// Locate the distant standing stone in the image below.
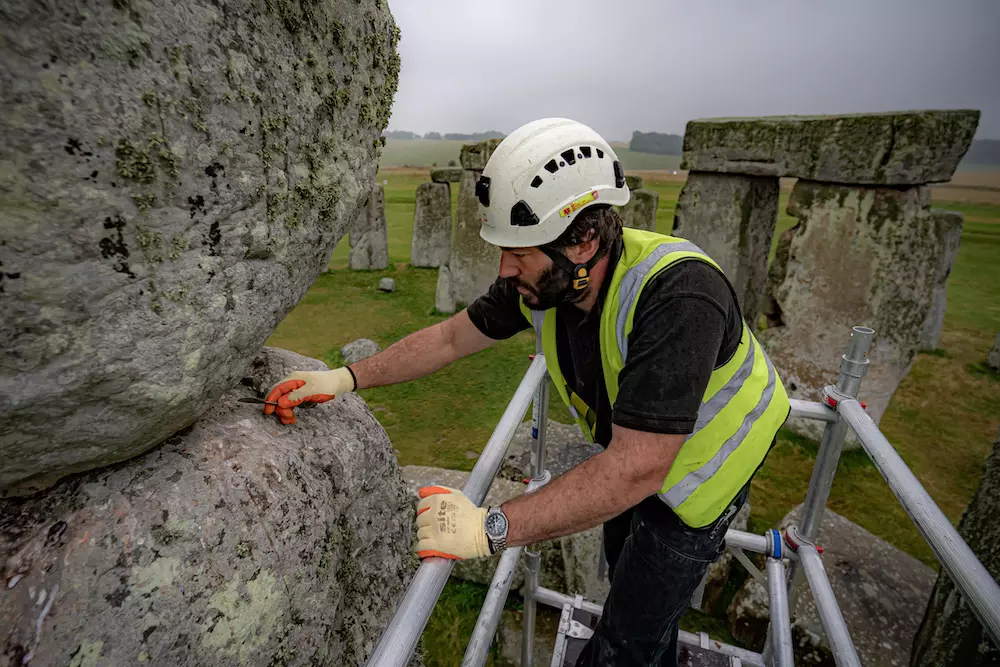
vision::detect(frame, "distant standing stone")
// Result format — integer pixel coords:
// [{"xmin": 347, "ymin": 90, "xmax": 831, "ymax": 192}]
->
[
  {"xmin": 430, "ymin": 167, "xmax": 462, "ymax": 183},
  {"xmin": 378, "ymin": 278, "xmax": 396, "ymax": 292},
  {"xmin": 435, "ymin": 266, "xmax": 456, "ymax": 314},
  {"xmin": 616, "ymin": 188, "xmax": 658, "ymax": 232},
  {"xmin": 341, "ymin": 338, "xmax": 381, "ymax": 365},
  {"xmin": 988, "ymin": 331, "xmax": 1000, "ymax": 371},
  {"xmin": 625, "ymin": 174, "xmax": 644, "ymax": 190},
  {"xmin": 919, "ymin": 210, "xmax": 964, "ymax": 351},
  {"xmin": 410, "ymin": 182, "xmax": 452, "ymax": 268},
  {"xmin": 349, "ymin": 185, "xmax": 389, "ymax": 270}
]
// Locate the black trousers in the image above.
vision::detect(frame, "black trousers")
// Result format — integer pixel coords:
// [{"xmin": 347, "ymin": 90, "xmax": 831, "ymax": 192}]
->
[{"xmin": 575, "ymin": 484, "xmax": 750, "ymax": 667}]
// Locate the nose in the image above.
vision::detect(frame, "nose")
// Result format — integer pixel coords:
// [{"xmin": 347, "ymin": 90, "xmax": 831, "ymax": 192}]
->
[{"xmin": 498, "ymin": 251, "xmax": 520, "ymax": 280}]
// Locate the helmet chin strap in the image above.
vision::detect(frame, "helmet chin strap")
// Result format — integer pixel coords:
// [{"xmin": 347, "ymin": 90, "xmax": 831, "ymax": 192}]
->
[{"xmin": 538, "ymin": 239, "xmax": 607, "ymax": 299}]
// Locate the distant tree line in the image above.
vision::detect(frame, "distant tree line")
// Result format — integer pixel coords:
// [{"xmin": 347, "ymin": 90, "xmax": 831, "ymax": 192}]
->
[
  {"xmin": 382, "ymin": 130, "xmax": 506, "ymax": 141},
  {"xmin": 964, "ymin": 139, "xmax": 1000, "ymax": 166},
  {"xmin": 628, "ymin": 131, "xmax": 683, "ymax": 156}
]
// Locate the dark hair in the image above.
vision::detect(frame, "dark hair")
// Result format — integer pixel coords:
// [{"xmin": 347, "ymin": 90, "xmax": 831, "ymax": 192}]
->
[{"xmin": 542, "ymin": 204, "xmax": 623, "ymax": 252}]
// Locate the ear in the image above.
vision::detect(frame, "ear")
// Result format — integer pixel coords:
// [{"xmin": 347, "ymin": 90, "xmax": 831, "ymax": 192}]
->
[{"xmin": 564, "ymin": 228, "xmax": 599, "ymax": 265}]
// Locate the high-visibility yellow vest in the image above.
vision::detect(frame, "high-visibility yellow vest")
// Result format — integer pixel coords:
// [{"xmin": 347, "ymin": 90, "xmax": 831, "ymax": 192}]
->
[{"xmin": 520, "ymin": 228, "xmax": 789, "ymax": 527}]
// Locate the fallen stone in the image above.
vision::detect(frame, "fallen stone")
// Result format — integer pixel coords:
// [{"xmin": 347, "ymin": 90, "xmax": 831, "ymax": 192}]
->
[
  {"xmin": 681, "ymin": 110, "xmax": 980, "ymax": 185},
  {"xmin": 0, "ymin": 347, "xmax": 418, "ymax": 667},
  {"xmin": 449, "ymin": 170, "xmax": 500, "ymax": 307},
  {"xmin": 349, "ymin": 184, "xmax": 389, "ymax": 270},
  {"xmin": 341, "ymin": 338, "xmax": 381, "ymax": 365},
  {"xmin": 0, "ymin": 0, "xmax": 399, "ymax": 496},
  {"xmin": 727, "ymin": 504, "xmax": 934, "ymax": 667},
  {"xmin": 616, "ymin": 188, "xmax": 659, "ymax": 232},
  {"xmin": 625, "ymin": 174, "xmax": 644, "ymax": 190},
  {"xmin": 673, "ymin": 172, "xmax": 780, "ymax": 328},
  {"xmin": 435, "ymin": 266, "xmax": 456, "ymax": 314},
  {"xmin": 919, "ymin": 210, "xmax": 964, "ymax": 351},
  {"xmin": 459, "ymin": 139, "xmax": 503, "ymax": 171},
  {"xmin": 498, "ymin": 420, "xmax": 602, "ymax": 483},
  {"xmin": 430, "ymin": 167, "xmax": 462, "ymax": 183},
  {"xmin": 378, "ymin": 277, "xmax": 396, "ymax": 292},
  {"xmin": 988, "ymin": 332, "xmax": 1000, "ymax": 372},
  {"xmin": 758, "ymin": 181, "xmax": 941, "ymax": 446},
  {"xmin": 410, "ymin": 182, "xmax": 451, "ymax": 268},
  {"xmin": 401, "ymin": 466, "xmax": 609, "ymax": 604}
]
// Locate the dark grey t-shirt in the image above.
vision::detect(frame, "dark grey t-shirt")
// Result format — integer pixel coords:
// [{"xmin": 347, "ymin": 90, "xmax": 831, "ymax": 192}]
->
[{"xmin": 467, "ymin": 241, "xmax": 743, "ymax": 447}]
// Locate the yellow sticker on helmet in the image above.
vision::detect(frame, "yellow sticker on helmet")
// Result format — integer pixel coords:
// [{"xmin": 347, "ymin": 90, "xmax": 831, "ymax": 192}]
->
[{"xmin": 560, "ymin": 190, "xmax": 599, "ymax": 217}]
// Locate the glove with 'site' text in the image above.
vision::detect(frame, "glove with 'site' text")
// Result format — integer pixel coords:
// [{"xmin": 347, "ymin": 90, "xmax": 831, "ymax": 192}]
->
[
  {"xmin": 264, "ymin": 367, "xmax": 356, "ymax": 425},
  {"xmin": 415, "ymin": 486, "xmax": 490, "ymax": 560}
]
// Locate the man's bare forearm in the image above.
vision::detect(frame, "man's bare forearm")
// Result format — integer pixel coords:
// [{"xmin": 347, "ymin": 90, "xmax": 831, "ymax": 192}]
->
[{"xmin": 348, "ymin": 310, "xmax": 495, "ymax": 390}]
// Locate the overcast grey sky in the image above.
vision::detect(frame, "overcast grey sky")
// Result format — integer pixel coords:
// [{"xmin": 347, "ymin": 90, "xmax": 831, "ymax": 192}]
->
[{"xmin": 384, "ymin": 0, "xmax": 999, "ymax": 141}]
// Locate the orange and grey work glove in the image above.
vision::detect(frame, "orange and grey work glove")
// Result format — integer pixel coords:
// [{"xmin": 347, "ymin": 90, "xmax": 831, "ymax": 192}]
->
[
  {"xmin": 415, "ymin": 486, "xmax": 490, "ymax": 560},
  {"xmin": 264, "ymin": 367, "xmax": 356, "ymax": 425}
]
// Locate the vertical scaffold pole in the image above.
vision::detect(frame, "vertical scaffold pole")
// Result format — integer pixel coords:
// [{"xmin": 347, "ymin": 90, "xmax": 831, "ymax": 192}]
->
[
  {"xmin": 522, "ymin": 335, "xmax": 551, "ymax": 667},
  {"xmin": 787, "ymin": 326, "xmax": 873, "ymax": 602}
]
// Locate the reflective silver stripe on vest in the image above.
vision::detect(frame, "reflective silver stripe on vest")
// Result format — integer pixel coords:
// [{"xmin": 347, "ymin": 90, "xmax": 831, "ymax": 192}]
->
[
  {"xmin": 659, "ymin": 344, "xmax": 778, "ymax": 509},
  {"xmin": 692, "ymin": 333, "xmax": 755, "ymax": 434},
  {"xmin": 615, "ymin": 241, "xmax": 703, "ymax": 362}
]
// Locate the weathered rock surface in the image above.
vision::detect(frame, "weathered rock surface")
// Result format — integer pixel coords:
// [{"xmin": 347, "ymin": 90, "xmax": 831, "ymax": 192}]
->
[
  {"xmin": 410, "ymin": 182, "xmax": 451, "ymax": 268},
  {"xmin": 673, "ymin": 172, "xmax": 780, "ymax": 328},
  {"xmin": 625, "ymin": 174, "xmax": 644, "ymax": 190},
  {"xmin": 0, "ymin": 347, "xmax": 418, "ymax": 666},
  {"xmin": 910, "ymin": 426, "xmax": 1000, "ymax": 666},
  {"xmin": 681, "ymin": 111, "xmax": 980, "ymax": 184},
  {"xmin": 435, "ymin": 265, "xmax": 456, "ymax": 314},
  {"xmin": 450, "ymin": 169, "xmax": 500, "ymax": 307},
  {"xmin": 341, "ymin": 338, "xmax": 381, "ymax": 365},
  {"xmin": 378, "ymin": 277, "xmax": 396, "ymax": 292},
  {"xmin": 988, "ymin": 332, "xmax": 1000, "ymax": 372},
  {"xmin": 498, "ymin": 420, "xmax": 601, "ymax": 483},
  {"xmin": 759, "ymin": 181, "xmax": 942, "ymax": 444},
  {"xmin": 0, "ymin": 0, "xmax": 400, "ymax": 495},
  {"xmin": 616, "ymin": 188, "xmax": 659, "ymax": 232},
  {"xmin": 401, "ymin": 466, "xmax": 609, "ymax": 604},
  {"xmin": 919, "ymin": 210, "xmax": 964, "ymax": 351},
  {"xmin": 459, "ymin": 139, "xmax": 503, "ymax": 171},
  {"xmin": 349, "ymin": 184, "xmax": 389, "ymax": 270},
  {"xmin": 430, "ymin": 167, "xmax": 462, "ymax": 183},
  {"xmin": 727, "ymin": 504, "xmax": 935, "ymax": 667}
]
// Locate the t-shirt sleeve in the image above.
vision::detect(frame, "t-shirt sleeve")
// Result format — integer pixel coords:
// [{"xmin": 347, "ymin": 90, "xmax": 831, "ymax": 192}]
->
[
  {"xmin": 466, "ymin": 277, "xmax": 531, "ymax": 340},
  {"xmin": 611, "ymin": 261, "xmax": 734, "ymax": 435}
]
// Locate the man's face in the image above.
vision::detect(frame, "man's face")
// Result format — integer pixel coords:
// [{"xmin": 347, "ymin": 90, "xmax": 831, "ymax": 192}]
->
[{"xmin": 497, "ymin": 247, "xmax": 574, "ymax": 310}]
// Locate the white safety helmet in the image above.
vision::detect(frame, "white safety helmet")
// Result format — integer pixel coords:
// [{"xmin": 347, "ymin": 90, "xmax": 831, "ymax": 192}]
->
[{"xmin": 476, "ymin": 118, "xmax": 630, "ymax": 248}]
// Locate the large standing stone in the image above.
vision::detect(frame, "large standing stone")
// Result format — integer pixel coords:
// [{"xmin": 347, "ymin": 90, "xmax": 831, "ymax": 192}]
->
[
  {"xmin": 758, "ymin": 182, "xmax": 942, "ymax": 444},
  {"xmin": 987, "ymin": 332, "xmax": 1000, "ymax": 372},
  {"xmin": 910, "ymin": 426, "xmax": 1000, "ymax": 666},
  {"xmin": 919, "ymin": 210, "xmax": 964, "ymax": 351},
  {"xmin": 673, "ymin": 172, "xmax": 780, "ymax": 328},
  {"xmin": 435, "ymin": 266, "xmax": 456, "ymax": 314},
  {"xmin": 460, "ymin": 139, "xmax": 503, "ymax": 171},
  {"xmin": 0, "ymin": 347, "xmax": 418, "ymax": 667},
  {"xmin": 616, "ymin": 188, "xmax": 659, "ymax": 232},
  {"xmin": 449, "ymin": 164, "xmax": 500, "ymax": 307},
  {"xmin": 0, "ymin": 0, "xmax": 400, "ymax": 495},
  {"xmin": 681, "ymin": 111, "xmax": 980, "ymax": 184},
  {"xmin": 349, "ymin": 184, "xmax": 389, "ymax": 270},
  {"xmin": 727, "ymin": 504, "xmax": 935, "ymax": 667},
  {"xmin": 410, "ymin": 182, "xmax": 451, "ymax": 267}
]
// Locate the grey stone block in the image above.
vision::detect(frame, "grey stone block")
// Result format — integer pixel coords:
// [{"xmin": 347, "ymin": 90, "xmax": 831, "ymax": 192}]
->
[
  {"xmin": 430, "ymin": 167, "xmax": 462, "ymax": 183},
  {"xmin": 681, "ymin": 110, "xmax": 980, "ymax": 185},
  {"xmin": 349, "ymin": 184, "xmax": 389, "ymax": 270},
  {"xmin": 919, "ymin": 210, "xmax": 964, "ymax": 351},
  {"xmin": 434, "ymin": 266, "xmax": 456, "ymax": 314},
  {"xmin": 625, "ymin": 174, "xmax": 644, "ymax": 190},
  {"xmin": 0, "ymin": 0, "xmax": 397, "ymax": 495},
  {"xmin": 459, "ymin": 139, "xmax": 502, "ymax": 171},
  {"xmin": 341, "ymin": 338, "xmax": 381, "ymax": 365},
  {"xmin": 616, "ymin": 188, "xmax": 659, "ymax": 233},
  {"xmin": 673, "ymin": 172, "xmax": 780, "ymax": 329},
  {"xmin": 410, "ymin": 182, "xmax": 451, "ymax": 268},
  {"xmin": 449, "ymin": 170, "xmax": 500, "ymax": 308}
]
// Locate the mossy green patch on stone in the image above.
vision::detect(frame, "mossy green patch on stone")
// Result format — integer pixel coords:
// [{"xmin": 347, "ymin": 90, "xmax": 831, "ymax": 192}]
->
[
  {"xmin": 236, "ymin": 540, "xmax": 252, "ymax": 558},
  {"xmin": 116, "ymin": 139, "xmax": 156, "ymax": 184},
  {"xmin": 68, "ymin": 641, "xmax": 104, "ymax": 667},
  {"xmin": 133, "ymin": 557, "xmax": 181, "ymax": 596},
  {"xmin": 135, "ymin": 223, "xmax": 164, "ymax": 263},
  {"xmin": 202, "ymin": 570, "xmax": 284, "ymax": 663},
  {"xmin": 132, "ymin": 193, "xmax": 157, "ymax": 215},
  {"xmin": 168, "ymin": 233, "xmax": 189, "ymax": 260}
]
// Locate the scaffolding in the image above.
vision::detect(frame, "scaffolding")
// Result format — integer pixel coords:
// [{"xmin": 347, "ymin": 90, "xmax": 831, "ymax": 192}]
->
[{"xmin": 365, "ymin": 326, "xmax": 1000, "ymax": 666}]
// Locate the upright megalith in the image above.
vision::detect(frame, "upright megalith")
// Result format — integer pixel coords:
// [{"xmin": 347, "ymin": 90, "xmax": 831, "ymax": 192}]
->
[
  {"xmin": 349, "ymin": 184, "xmax": 390, "ymax": 270},
  {"xmin": 439, "ymin": 139, "xmax": 502, "ymax": 308},
  {"xmin": 919, "ymin": 210, "xmax": 964, "ymax": 351},
  {"xmin": 673, "ymin": 173, "xmax": 779, "ymax": 327},
  {"xmin": 0, "ymin": 347, "xmax": 418, "ymax": 666},
  {"xmin": 0, "ymin": 0, "xmax": 401, "ymax": 495},
  {"xmin": 758, "ymin": 182, "xmax": 946, "ymax": 442},
  {"xmin": 617, "ymin": 188, "xmax": 659, "ymax": 232},
  {"xmin": 410, "ymin": 182, "xmax": 451, "ymax": 267}
]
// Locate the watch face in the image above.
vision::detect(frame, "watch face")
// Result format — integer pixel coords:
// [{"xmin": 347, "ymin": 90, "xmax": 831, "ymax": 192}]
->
[{"xmin": 485, "ymin": 511, "xmax": 508, "ymax": 537}]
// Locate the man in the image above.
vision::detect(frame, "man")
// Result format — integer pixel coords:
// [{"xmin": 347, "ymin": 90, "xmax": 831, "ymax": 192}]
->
[{"xmin": 265, "ymin": 118, "xmax": 790, "ymax": 666}]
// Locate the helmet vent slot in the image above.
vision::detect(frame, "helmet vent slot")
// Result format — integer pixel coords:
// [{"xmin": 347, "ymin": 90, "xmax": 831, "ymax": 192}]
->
[
  {"xmin": 596, "ymin": 148, "xmax": 605, "ymax": 159},
  {"xmin": 580, "ymin": 146, "xmax": 592, "ymax": 158},
  {"xmin": 511, "ymin": 200, "xmax": 540, "ymax": 227},
  {"xmin": 544, "ymin": 159, "xmax": 559, "ymax": 174},
  {"xmin": 530, "ymin": 175, "xmax": 543, "ymax": 188},
  {"xmin": 560, "ymin": 149, "xmax": 576, "ymax": 166}
]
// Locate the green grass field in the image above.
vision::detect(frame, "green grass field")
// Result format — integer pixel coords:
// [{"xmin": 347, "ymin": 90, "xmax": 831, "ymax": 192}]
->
[{"xmin": 270, "ymin": 169, "xmax": 1000, "ymax": 665}]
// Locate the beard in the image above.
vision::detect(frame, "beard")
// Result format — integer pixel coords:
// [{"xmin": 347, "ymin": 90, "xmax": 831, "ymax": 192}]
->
[{"xmin": 507, "ymin": 264, "xmax": 580, "ymax": 311}]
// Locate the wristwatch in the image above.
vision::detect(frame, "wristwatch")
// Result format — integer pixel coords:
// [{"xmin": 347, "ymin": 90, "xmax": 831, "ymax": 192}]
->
[{"xmin": 484, "ymin": 506, "xmax": 509, "ymax": 554}]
